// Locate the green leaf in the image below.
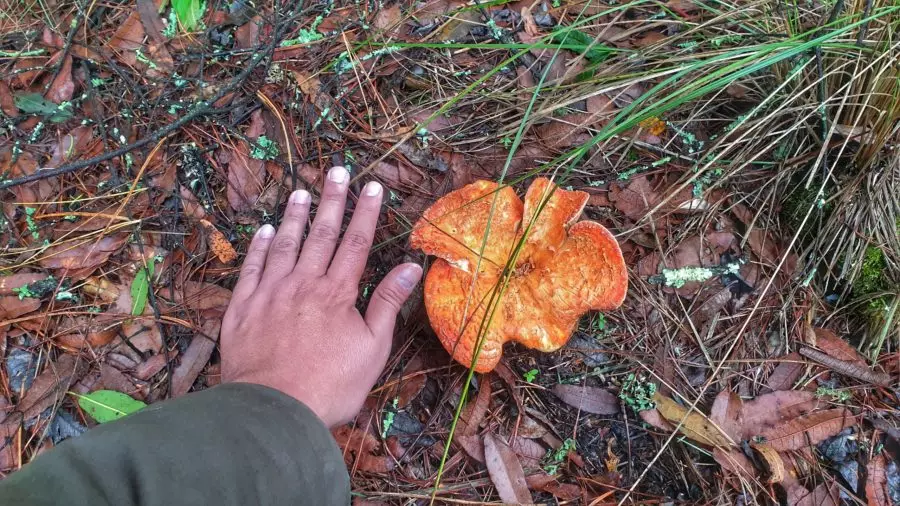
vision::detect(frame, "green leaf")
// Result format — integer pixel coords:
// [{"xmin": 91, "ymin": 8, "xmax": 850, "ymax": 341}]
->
[
  {"xmin": 130, "ymin": 257, "xmax": 156, "ymax": 316},
  {"xmin": 74, "ymin": 390, "xmax": 146, "ymax": 423},
  {"xmin": 14, "ymin": 93, "xmax": 73, "ymax": 123},
  {"xmin": 171, "ymin": 0, "xmax": 206, "ymax": 31},
  {"xmin": 549, "ymin": 28, "xmax": 612, "ymax": 65}
]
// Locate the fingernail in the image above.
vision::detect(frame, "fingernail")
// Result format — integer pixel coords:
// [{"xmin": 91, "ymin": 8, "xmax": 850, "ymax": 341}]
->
[
  {"xmin": 397, "ymin": 264, "xmax": 423, "ymax": 290},
  {"xmin": 290, "ymin": 189, "xmax": 310, "ymax": 204},
  {"xmin": 257, "ymin": 224, "xmax": 275, "ymax": 238},
  {"xmin": 363, "ymin": 181, "xmax": 382, "ymax": 197},
  {"xmin": 328, "ymin": 166, "xmax": 348, "ymax": 184}
]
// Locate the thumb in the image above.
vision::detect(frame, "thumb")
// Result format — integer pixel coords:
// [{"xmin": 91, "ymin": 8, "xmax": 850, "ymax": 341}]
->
[{"xmin": 365, "ymin": 263, "xmax": 423, "ymax": 338}]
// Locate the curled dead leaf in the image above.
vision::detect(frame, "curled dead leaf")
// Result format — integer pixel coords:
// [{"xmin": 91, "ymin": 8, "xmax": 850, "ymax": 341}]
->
[
  {"xmin": 652, "ymin": 391, "xmax": 733, "ymax": 447},
  {"xmin": 750, "ymin": 443, "xmax": 785, "ymax": 483}
]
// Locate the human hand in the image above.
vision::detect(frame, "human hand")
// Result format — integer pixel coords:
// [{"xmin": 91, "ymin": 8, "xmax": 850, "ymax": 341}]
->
[{"xmin": 220, "ymin": 166, "xmax": 423, "ymax": 427}]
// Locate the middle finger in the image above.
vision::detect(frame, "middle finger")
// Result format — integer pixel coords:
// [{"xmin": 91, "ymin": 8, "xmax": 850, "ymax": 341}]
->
[{"xmin": 295, "ymin": 166, "xmax": 349, "ymax": 276}]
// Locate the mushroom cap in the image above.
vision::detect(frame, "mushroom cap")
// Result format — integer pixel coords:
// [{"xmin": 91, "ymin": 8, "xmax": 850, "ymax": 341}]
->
[{"xmin": 410, "ymin": 178, "xmax": 628, "ymax": 372}]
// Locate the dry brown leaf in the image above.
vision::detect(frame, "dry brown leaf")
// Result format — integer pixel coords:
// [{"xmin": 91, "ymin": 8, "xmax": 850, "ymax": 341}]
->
[
  {"xmin": 552, "ymin": 384, "xmax": 620, "ymax": 415},
  {"xmin": 395, "ymin": 373, "xmax": 427, "ymax": 410},
  {"xmin": 456, "ymin": 434, "xmax": 485, "ymax": 462},
  {"xmin": 786, "ymin": 482, "xmax": 839, "ymax": 506},
  {"xmin": 457, "ymin": 377, "xmax": 492, "ymax": 436},
  {"xmin": 759, "ymin": 408, "xmax": 854, "ymax": 452},
  {"xmin": 48, "ymin": 125, "xmax": 95, "ymax": 167},
  {"xmin": 226, "ymin": 110, "xmax": 266, "ymax": 212},
  {"xmin": 107, "ymin": 12, "xmax": 144, "ymax": 67},
  {"xmin": 713, "ymin": 447, "xmax": 755, "ymax": 479},
  {"xmin": 812, "ymin": 327, "xmax": 867, "ymax": 366},
  {"xmin": 526, "ymin": 473, "xmax": 582, "ymax": 500},
  {"xmin": 0, "ymin": 296, "xmax": 42, "ymax": 320},
  {"xmin": 121, "ymin": 319, "xmax": 164, "ymax": 354},
  {"xmin": 0, "ymin": 82, "xmax": 16, "ymax": 117},
  {"xmin": 751, "ymin": 442, "xmax": 785, "ymax": 483},
  {"xmin": 483, "ymin": 433, "xmax": 533, "ymax": 504},
  {"xmin": 17, "ymin": 354, "xmax": 87, "ymax": 421},
  {"xmin": 0, "ymin": 273, "xmax": 47, "ymax": 295},
  {"xmin": 171, "ymin": 318, "xmax": 220, "ymax": 397},
  {"xmin": 639, "ymin": 407, "xmax": 675, "ymax": 432},
  {"xmin": 373, "ymin": 4, "xmax": 402, "ymax": 31},
  {"xmin": 46, "ymin": 54, "xmax": 74, "ymax": 104},
  {"xmin": 234, "ymin": 16, "xmax": 261, "ymax": 50},
  {"xmin": 176, "ymin": 281, "xmax": 232, "ymax": 310},
  {"xmin": 132, "ymin": 350, "xmax": 178, "ymax": 381},
  {"xmin": 741, "ymin": 390, "xmax": 819, "ymax": 439},
  {"xmin": 653, "ymin": 391, "xmax": 733, "ymax": 447},
  {"xmin": 100, "ymin": 363, "xmax": 139, "ymax": 397},
  {"xmin": 510, "ymin": 436, "xmax": 545, "ymax": 469},
  {"xmin": 709, "ymin": 390, "xmax": 743, "ymax": 442},
  {"xmin": 200, "ymin": 220, "xmax": 237, "ymax": 264},
  {"xmin": 865, "ymin": 454, "xmax": 889, "ymax": 506},
  {"xmin": 39, "ymin": 234, "xmax": 128, "ymax": 272},
  {"xmin": 332, "ymin": 425, "xmax": 395, "ymax": 473},
  {"xmin": 764, "ymin": 353, "xmax": 805, "ymax": 392}
]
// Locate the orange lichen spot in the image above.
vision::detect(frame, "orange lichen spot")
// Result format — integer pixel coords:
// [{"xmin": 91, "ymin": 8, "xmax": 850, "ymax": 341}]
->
[
  {"xmin": 410, "ymin": 178, "xmax": 628, "ymax": 372},
  {"xmin": 638, "ymin": 116, "xmax": 667, "ymax": 137}
]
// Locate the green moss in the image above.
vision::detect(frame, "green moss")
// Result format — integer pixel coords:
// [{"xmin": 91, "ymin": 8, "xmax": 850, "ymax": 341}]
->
[{"xmin": 855, "ymin": 246, "xmax": 887, "ymax": 295}]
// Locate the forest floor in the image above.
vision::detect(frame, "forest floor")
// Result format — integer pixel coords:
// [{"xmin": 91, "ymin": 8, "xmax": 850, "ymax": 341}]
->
[{"xmin": 0, "ymin": 0, "xmax": 898, "ymax": 504}]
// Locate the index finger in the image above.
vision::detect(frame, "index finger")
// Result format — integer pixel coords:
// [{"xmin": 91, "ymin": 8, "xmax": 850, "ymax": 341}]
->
[{"xmin": 326, "ymin": 181, "xmax": 383, "ymax": 282}]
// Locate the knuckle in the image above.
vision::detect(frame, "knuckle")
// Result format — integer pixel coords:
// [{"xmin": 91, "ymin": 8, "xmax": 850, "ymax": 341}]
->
[
  {"xmin": 271, "ymin": 236, "xmax": 300, "ymax": 253},
  {"xmin": 374, "ymin": 284, "xmax": 405, "ymax": 311},
  {"xmin": 321, "ymin": 191, "xmax": 345, "ymax": 204},
  {"xmin": 240, "ymin": 262, "xmax": 263, "ymax": 278},
  {"xmin": 310, "ymin": 223, "xmax": 339, "ymax": 242},
  {"xmin": 341, "ymin": 231, "xmax": 370, "ymax": 252}
]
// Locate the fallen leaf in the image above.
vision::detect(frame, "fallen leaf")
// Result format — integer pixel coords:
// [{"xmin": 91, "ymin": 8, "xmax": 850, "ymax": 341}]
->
[
  {"xmin": 639, "ymin": 407, "xmax": 675, "ymax": 432},
  {"xmin": 226, "ymin": 110, "xmax": 266, "ymax": 212},
  {"xmin": 234, "ymin": 16, "xmax": 261, "ymax": 50},
  {"xmin": 457, "ymin": 377, "xmax": 492, "ymax": 435},
  {"xmin": 740, "ymin": 390, "xmax": 819, "ymax": 439},
  {"xmin": 0, "ymin": 82, "xmax": 18, "ymax": 117},
  {"xmin": 0, "ymin": 296, "xmax": 42, "ymax": 320},
  {"xmin": 48, "ymin": 125, "xmax": 95, "ymax": 167},
  {"xmin": 510, "ymin": 436, "xmax": 545, "ymax": 469},
  {"xmin": 759, "ymin": 408, "xmax": 854, "ymax": 452},
  {"xmin": 764, "ymin": 353, "xmax": 805, "ymax": 392},
  {"xmin": 552, "ymin": 384, "xmax": 620, "ymax": 415},
  {"xmin": 171, "ymin": 318, "xmax": 220, "ymax": 396},
  {"xmin": 526, "ymin": 473, "xmax": 583, "ymax": 500},
  {"xmin": 713, "ymin": 447, "xmax": 755, "ymax": 479},
  {"xmin": 75, "ymin": 389, "xmax": 146, "ymax": 423},
  {"xmin": 373, "ymin": 4, "xmax": 402, "ymax": 31},
  {"xmin": 100, "ymin": 363, "xmax": 139, "ymax": 397},
  {"xmin": 39, "ymin": 234, "xmax": 128, "ymax": 272},
  {"xmin": 456, "ymin": 434, "xmax": 485, "ymax": 462},
  {"xmin": 0, "ymin": 272, "xmax": 49, "ymax": 295},
  {"xmin": 786, "ymin": 482, "xmax": 839, "ymax": 506},
  {"xmin": 175, "ymin": 281, "xmax": 232, "ymax": 310},
  {"xmin": 751, "ymin": 442, "xmax": 785, "ymax": 483},
  {"xmin": 395, "ymin": 373, "xmax": 427, "ymax": 410},
  {"xmin": 483, "ymin": 433, "xmax": 533, "ymax": 504},
  {"xmin": 709, "ymin": 390, "xmax": 743, "ymax": 442},
  {"xmin": 16, "ymin": 354, "xmax": 88, "ymax": 421},
  {"xmin": 132, "ymin": 350, "xmax": 178, "ymax": 381},
  {"xmin": 812, "ymin": 327, "xmax": 867, "ymax": 367},
  {"xmin": 46, "ymin": 54, "xmax": 74, "ymax": 104},
  {"xmin": 121, "ymin": 319, "xmax": 164, "ymax": 354},
  {"xmin": 332, "ymin": 425, "xmax": 395, "ymax": 473},
  {"xmin": 653, "ymin": 391, "xmax": 732, "ymax": 447},
  {"xmin": 865, "ymin": 454, "xmax": 889, "ymax": 506}
]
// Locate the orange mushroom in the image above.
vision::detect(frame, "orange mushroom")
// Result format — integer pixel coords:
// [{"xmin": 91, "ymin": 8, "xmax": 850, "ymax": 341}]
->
[{"xmin": 410, "ymin": 178, "xmax": 628, "ymax": 372}]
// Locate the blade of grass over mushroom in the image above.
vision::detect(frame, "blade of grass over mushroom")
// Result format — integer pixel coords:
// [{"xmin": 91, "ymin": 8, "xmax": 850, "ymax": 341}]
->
[{"xmin": 428, "ymin": 3, "xmax": 604, "ymax": 499}]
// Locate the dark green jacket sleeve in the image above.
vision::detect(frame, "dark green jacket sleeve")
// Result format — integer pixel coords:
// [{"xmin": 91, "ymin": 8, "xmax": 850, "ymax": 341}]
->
[{"xmin": 0, "ymin": 383, "xmax": 350, "ymax": 505}]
